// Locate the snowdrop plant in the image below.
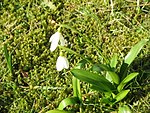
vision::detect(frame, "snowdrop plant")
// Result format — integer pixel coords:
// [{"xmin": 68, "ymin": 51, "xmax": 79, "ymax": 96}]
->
[
  {"xmin": 49, "ymin": 27, "xmax": 69, "ymax": 72},
  {"xmin": 48, "ymin": 26, "xmax": 82, "ymax": 113},
  {"xmin": 47, "ymin": 24, "xmax": 149, "ymax": 113}
]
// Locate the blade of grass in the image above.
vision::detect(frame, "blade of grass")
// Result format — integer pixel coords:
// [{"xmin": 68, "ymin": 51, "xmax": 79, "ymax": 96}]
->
[{"xmin": 3, "ymin": 44, "xmax": 13, "ymax": 74}]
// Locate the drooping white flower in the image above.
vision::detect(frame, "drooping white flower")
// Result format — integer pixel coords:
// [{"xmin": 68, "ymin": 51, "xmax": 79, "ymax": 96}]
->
[
  {"xmin": 56, "ymin": 56, "xmax": 69, "ymax": 71},
  {"xmin": 49, "ymin": 32, "xmax": 65, "ymax": 52}
]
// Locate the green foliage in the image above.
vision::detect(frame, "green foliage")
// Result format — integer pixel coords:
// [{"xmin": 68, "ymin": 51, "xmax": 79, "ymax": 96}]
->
[
  {"xmin": 0, "ymin": 0, "xmax": 149, "ymax": 112},
  {"xmin": 71, "ymin": 39, "xmax": 149, "ymax": 107},
  {"xmin": 57, "ymin": 97, "xmax": 80, "ymax": 110},
  {"xmin": 114, "ymin": 90, "xmax": 130, "ymax": 103},
  {"xmin": 117, "ymin": 73, "xmax": 139, "ymax": 92},
  {"xmin": 124, "ymin": 39, "xmax": 149, "ymax": 66}
]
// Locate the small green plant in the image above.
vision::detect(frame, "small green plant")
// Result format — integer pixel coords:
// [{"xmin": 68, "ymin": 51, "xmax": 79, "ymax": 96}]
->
[
  {"xmin": 71, "ymin": 38, "xmax": 149, "ymax": 111},
  {"xmin": 46, "ymin": 23, "xmax": 149, "ymax": 112},
  {"xmin": 46, "ymin": 27, "xmax": 82, "ymax": 113}
]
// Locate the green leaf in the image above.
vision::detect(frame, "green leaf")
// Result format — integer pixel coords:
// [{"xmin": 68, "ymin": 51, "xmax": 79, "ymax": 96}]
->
[
  {"xmin": 110, "ymin": 54, "xmax": 118, "ymax": 69},
  {"xmin": 4, "ymin": 44, "xmax": 9, "ymax": 61},
  {"xmin": 71, "ymin": 69, "xmax": 114, "ymax": 92},
  {"xmin": 91, "ymin": 84, "xmax": 111, "ymax": 92},
  {"xmin": 4, "ymin": 44, "xmax": 13, "ymax": 74},
  {"xmin": 72, "ymin": 76, "xmax": 82, "ymax": 102},
  {"xmin": 119, "ymin": 63, "xmax": 128, "ymax": 81},
  {"xmin": 107, "ymin": 71, "xmax": 120, "ymax": 84},
  {"xmin": 118, "ymin": 73, "xmax": 138, "ymax": 92},
  {"xmin": 8, "ymin": 53, "xmax": 13, "ymax": 74},
  {"xmin": 114, "ymin": 90, "xmax": 130, "ymax": 103},
  {"xmin": 46, "ymin": 110, "xmax": 73, "ymax": 113},
  {"xmin": 120, "ymin": 39, "xmax": 148, "ymax": 80},
  {"xmin": 118, "ymin": 105, "xmax": 132, "ymax": 113},
  {"xmin": 124, "ymin": 39, "xmax": 149, "ymax": 65},
  {"xmin": 121, "ymin": 73, "xmax": 139, "ymax": 84},
  {"xmin": 58, "ymin": 97, "xmax": 80, "ymax": 110}
]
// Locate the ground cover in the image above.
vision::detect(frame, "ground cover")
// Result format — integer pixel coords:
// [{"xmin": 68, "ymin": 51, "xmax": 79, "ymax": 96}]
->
[{"xmin": 0, "ymin": 0, "xmax": 150, "ymax": 112}]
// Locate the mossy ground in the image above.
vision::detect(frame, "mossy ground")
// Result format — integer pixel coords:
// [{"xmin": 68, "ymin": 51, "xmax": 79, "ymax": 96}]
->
[{"xmin": 0, "ymin": 0, "xmax": 150, "ymax": 113}]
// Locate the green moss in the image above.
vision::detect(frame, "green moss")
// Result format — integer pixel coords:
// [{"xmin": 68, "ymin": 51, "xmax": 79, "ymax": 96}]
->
[{"xmin": 0, "ymin": 0, "xmax": 149, "ymax": 112}]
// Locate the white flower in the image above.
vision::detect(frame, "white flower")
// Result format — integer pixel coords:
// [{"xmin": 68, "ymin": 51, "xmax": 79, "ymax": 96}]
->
[
  {"xmin": 49, "ymin": 32, "xmax": 65, "ymax": 52},
  {"xmin": 56, "ymin": 56, "xmax": 69, "ymax": 71}
]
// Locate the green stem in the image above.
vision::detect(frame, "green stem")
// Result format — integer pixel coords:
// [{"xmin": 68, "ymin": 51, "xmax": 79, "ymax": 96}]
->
[
  {"xmin": 72, "ymin": 71, "xmax": 82, "ymax": 113},
  {"xmin": 72, "ymin": 76, "xmax": 82, "ymax": 101}
]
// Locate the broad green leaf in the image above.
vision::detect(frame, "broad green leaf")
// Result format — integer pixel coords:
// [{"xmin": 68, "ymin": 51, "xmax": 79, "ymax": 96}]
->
[
  {"xmin": 110, "ymin": 54, "xmax": 118, "ymax": 68},
  {"xmin": 58, "ymin": 97, "xmax": 80, "ymax": 110},
  {"xmin": 91, "ymin": 84, "xmax": 111, "ymax": 92},
  {"xmin": 72, "ymin": 69, "xmax": 110, "ymax": 83},
  {"xmin": 120, "ymin": 39, "xmax": 148, "ymax": 80},
  {"xmin": 71, "ymin": 69, "xmax": 114, "ymax": 91},
  {"xmin": 124, "ymin": 39, "xmax": 149, "ymax": 65},
  {"xmin": 121, "ymin": 73, "xmax": 139, "ymax": 83},
  {"xmin": 118, "ymin": 105, "xmax": 132, "ymax": 113},
  {"xmin": 46, "ymin": 110, "xmax": 73, "ymax": 113},
  {"xmin": 118, "ymin": 73, "xmax": 138, "ymax": 92},
  {"xmin": 107, "ymin": 71, "xmax": 120, "ymax": 84},
  {"xmin": 114, "ymin": 90, "xmax": 130, "ymax": 103},
  {"xmin": 106, "ymin": 72, "xmax": 113, "ymax": 83}
]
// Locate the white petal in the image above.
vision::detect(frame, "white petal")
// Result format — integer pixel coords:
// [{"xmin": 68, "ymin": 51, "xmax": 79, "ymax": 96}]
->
[
  {"xmin": 49, "ymin": 34, "xmax": 55, "ymax": 42},
  {"xmin": 56, "ymin": 56, "xmax": 69, "ymax": 71},
  {"xmin": 56, "ymin": 56, "xmax": 64, "ymax": 71},
  {"xmin": 63, "ymin": 57, "xmax": 69, "ymax": 69},
  {"xmin": 50, "ymin": 32, "xmax": 61, "ymax": 52}
]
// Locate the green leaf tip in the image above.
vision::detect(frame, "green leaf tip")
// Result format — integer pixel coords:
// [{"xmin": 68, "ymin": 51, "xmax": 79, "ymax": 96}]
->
[
  {"xmin": 58, "ymin": 97, "xmax": 80, "ymax": 110},
  {"xmin": 124, "ymin": 39, "xmax": 149, "ymax": 66}
]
